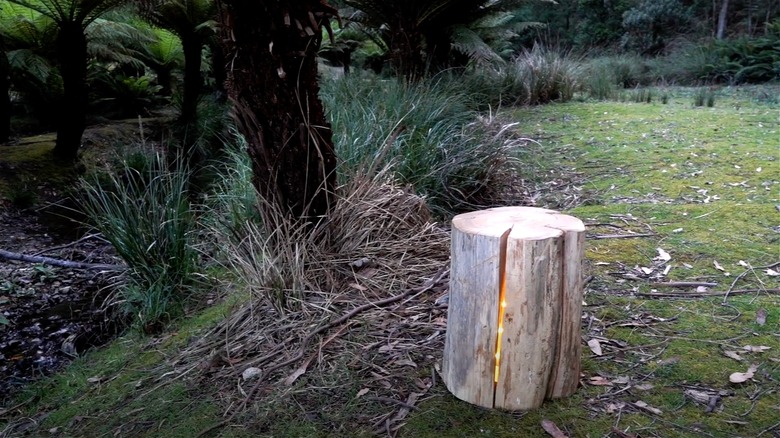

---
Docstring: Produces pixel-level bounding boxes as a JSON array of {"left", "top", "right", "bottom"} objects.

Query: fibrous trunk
[
  {"left": 52, "top": 23, "right": 88, "bottom": 161},
  {"left": 180, "top": 34, "right": 202, "bottom": 126},
  {"left": 0, "top": 45, "right": 10, "bottom": 143},
  {"left": 217, "top": 0, "right": 338, "bottom": 219}
]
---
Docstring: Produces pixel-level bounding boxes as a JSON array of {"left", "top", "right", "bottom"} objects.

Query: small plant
[
  {"left": 661, "top": 92, "right": 669, "bottom": 104},
  {"left": 693, "top": 87, "right": 716, "bottom": 107},
  {"left": 79, "top": 151, "right": 202, "bottom": 332},
  {"left": 582, "top": 64, "right": 616, "bottom": 100},
  {"left": 510, "top": 45, "right": 582, "bottom": 105},
  {"left": 33, "top": 264, "right": 56, "bottom": 281},
  {"left": 6, "top": 179, "right": 38, "bottom": 209},
  {"left": 630, "top": 87, "right": 654, "bottom": 103}
]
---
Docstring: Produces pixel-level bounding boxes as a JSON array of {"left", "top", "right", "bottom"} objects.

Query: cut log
[{"left": 441, "top": 206, "right": 585, "bottom": 410}]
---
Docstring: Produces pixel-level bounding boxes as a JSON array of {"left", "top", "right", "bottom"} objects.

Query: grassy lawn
[
  {"left": 2, "top": 87, "right": 778, "bottom": 437},
  {"left": 402, "top": 87, "right": 780, "bottom": 437}
]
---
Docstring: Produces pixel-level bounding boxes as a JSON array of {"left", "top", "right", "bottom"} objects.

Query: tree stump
[{"left": 441, "top": 206, "right": 585, "bottom": 410}]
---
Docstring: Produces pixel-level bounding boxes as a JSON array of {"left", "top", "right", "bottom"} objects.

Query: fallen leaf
[
  {"left": 394, "top": 359, "right": 418, "bottom": 368},
  {"left": 743, "top": 345, "right": 771, "bottom": 353},
  {"left": 766, "top": 269, "right": 780, "bottom": 277},
  {"left": 348, "top": 282, "right": 367, "bottom": 291},
  {"left": 756, "top": 309, "right": 767, "bottom": 326},
  {"left": 588, "top": 376, "right": 612, "bottom": 386},
  {"left": 283, "top": 362, "right": 310, "bottom": 386},
  {"left": 713, "top": 260, "right": 726, "bottom": 272},
  {"left": 672, "top": 228, "right": 683, "bottom": 233},
  {"left": 356, "top": 388, "right": 370, "bottom": 398},
  {"left": 634, "top": 383, "right": 654, "bottom": 391},
  {"left": 595, "top": 262, "right": 610, "bottom": 266},
  {"left": 657, "top": 356, "right": 680, "bottom": 366},
  {"left": 587, "top": 339, "right": 603, "bottom": 356},
  {"left": 723, "top": 350, "right": 743, "bottom": 361},
  {"left": 756, "top": 167, "right": 762, "bottom": 172},
  {"left": 738, "top": 260, "right": 750, "bottom": 268},
  {"left": 633, "top": 400, "right": 663, "bottom": 415},
  {"left": 683, "top": 263, "right": 693, "bottom": 269},
  {"left": 541, "top": 419, "right": 568, "bottom": 438},
  {"left": 612, "top": 376, "right": 630, "bottom": 385},
  {"left": 729, "top": 363, "right": 758, "bottom": 383},
  {"left": 654, "top": 248, "right": 672, "bottom": 262},
  {"left": 696, "top": 285, "right": 709, "bottom": 293},
  {"left": 86, "top": 376, "right": 102, "bottom": 384},
  {"left": 684, "top": 389, "right": 712, "bottom": 404},
  {"left": 242, "top": 367, "right": 262, "bottom": 380},
  {"left": 640, "top": 267, "right": 654, "bottom": 275}
]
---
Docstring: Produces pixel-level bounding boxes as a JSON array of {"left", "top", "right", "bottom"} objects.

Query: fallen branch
[
  {"left": 0, "top": 249, "right": 125, "bottom": 271},
  {"left": 197, "top": 267, "right": 449, "bottom": 438},
  {"left": 31, "top": 233, "right": 105, "bottom": 256},
  {"left": 651, "top": 281, "right": 719, "bottom": 288},
  {"left": 589, "top": 233, "right": 655, "bottom": 240},
  {"left": 723, "top": 261, "right": 780, "bottom": 303},
  {"left": 639, "top": 289, "right": 780, "bottom": 298}
]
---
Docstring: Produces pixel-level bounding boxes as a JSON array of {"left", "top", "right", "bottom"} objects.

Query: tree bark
[
  {"left": 0, "top": 42, "right": 10, "bottom": 144},
  {"left": 0, "top": 248, "right": 125, "bottom": 271},
  {"left": 180, "top": 34, "right": 203, "bottom": 126},
  {"left": 208, "top": 38, "right": 227, "bottom": 101},
  {"left": 52, "top": 23, "right": 88, "bottom": 161},
  {"left": 442, "top": 207, "right": 585, "bottom": 410},
  {"left": 217, "top": 0, "right": 338, "bottom": 219},
  {"left": 716, "top": 0, "right": 729, "bottom": 39}
]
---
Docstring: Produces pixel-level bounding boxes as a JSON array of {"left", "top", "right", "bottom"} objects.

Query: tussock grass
[
  {"left": 79, "top": 151, "right": 203, "bottom": 332},
  {"left": 322, "top": 76, "right": 525, "bottom": 215}
]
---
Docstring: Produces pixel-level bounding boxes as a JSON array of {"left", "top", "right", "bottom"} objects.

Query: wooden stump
[{"left": 441, "top": 206, "right": 585, "bottom": 410}]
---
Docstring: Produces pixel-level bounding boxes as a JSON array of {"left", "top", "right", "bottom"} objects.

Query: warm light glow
[{"left": 494, "top": 285, "right": 508, "bottom": 383}]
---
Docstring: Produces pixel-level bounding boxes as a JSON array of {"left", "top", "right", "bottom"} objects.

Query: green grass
[
  {"left": 1, "top": 296, "right": 248, "bottom": 437},
  {"left": 402, "top": 86, "right": 780, "bottom": 437},
  {"left": 2, "top": 86, "right": 778, "bottom": 437}
]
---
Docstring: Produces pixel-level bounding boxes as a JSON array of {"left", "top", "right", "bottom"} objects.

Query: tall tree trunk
[
  {"left": 389, "top": 22, "right": 425, "bottom": 81},
  {"left": 208, "top": 39, "right": 227, "bottom": 101},
  {"left": 52, "top": 23, "right": 88, "bottom": 161},
  {"left": 0, "top": 43, "right": 11, "bottom": 144},
  {"left": 217, "top": 0, "right": 338, "bottom": 219},
  {"left": 180, "top": 34, "right": 202, "bottom": 125},
  {"left": 716, "top": 0, "right": 729, "bottom": 39},
  {"left": 154, "top": 65, "right": 173, "bottom": 96}
]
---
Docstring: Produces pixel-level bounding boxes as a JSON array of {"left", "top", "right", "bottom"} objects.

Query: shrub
[
  {"left": 510, "top": 45, "right": 581, "bottom": 105},
  {"left": 321, "top": 74, "right": 523, "bottom": 215},
  {"left": 693, "top": 87, "right": 716, "bottom": 107},
  {"left": 79, "top": 151, "right": 202, "bottom": 332},
  {"left": 705, "top": 36, "right": 780, "bottom": 84}
]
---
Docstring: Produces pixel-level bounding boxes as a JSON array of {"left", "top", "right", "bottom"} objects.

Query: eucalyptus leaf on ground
[
  {"left": 756, "top": 308, "right": 767, "bottom": 326},
  {"left": 729, "top": 364, "right": 759, "bottom": 383},
  {"left": 588, "top": 339, "right": 603, "bottom": 356}
]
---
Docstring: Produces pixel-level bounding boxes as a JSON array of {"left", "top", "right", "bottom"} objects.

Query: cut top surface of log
[{"left": 452, "top": 206, "right": 585, "bottom": 239}]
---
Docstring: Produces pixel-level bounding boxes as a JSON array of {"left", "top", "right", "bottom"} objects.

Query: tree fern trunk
[
  {"left": 217, "top": 0, "right": 337, "bottom": 219},
  {"left": 52, "top": 23, "right": 87, "bottom": 161},
  {"left": 180, "top": 34, "right": 202, "bottom": 126},
  {"left": 0, "top": 44, "right": 10, "bottom": 143}
]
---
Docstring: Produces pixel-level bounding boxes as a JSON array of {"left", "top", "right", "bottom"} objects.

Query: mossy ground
[
  {"left": 403, "top": 86, "right": 780, "bottom": 437},
  {"left": 2, "top": 87, "right": 778, "bottom": 437}
]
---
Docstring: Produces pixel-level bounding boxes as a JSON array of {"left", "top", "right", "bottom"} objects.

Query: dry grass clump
[{"left": 176, "top": 172, "right": 450, "bottom": 415}]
